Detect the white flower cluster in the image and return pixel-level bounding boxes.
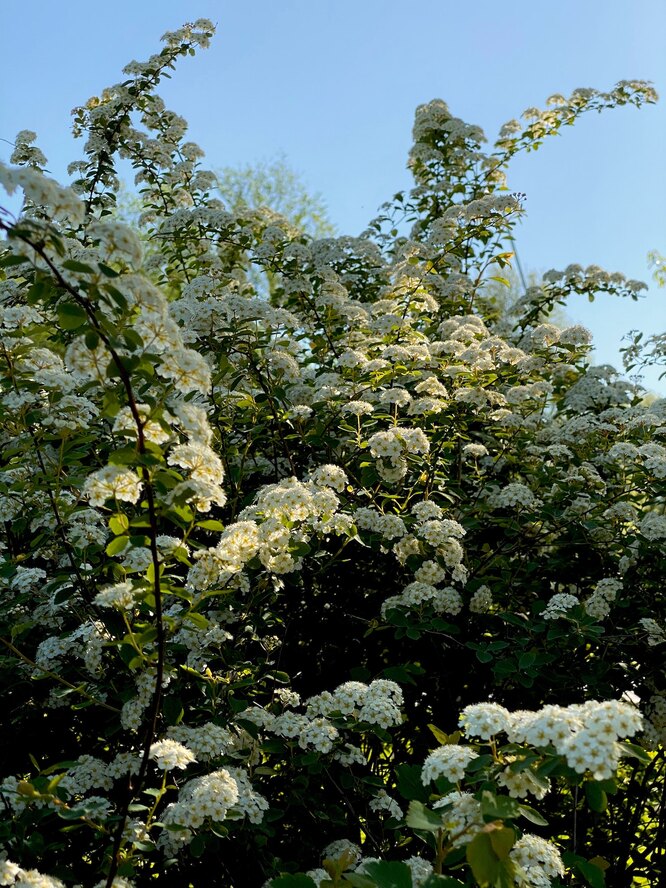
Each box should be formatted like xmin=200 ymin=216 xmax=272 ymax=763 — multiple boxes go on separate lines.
xmin=94 ymin=580 xmax=136 ymax=610
xmin=305 ymin=679 xmax=403 ymax=729
xmin=462 ymin=443 xmax=489 ymax=460
xmin=639 ymin=617 xmax=666 ymax=646
xmin=417 ymin=518 xmax=466 ymax=546
xmin=83 ymin=465 xmax=143 ymax=508
xmin=510 ymin=834 xmax=565 ymax=886
xmin=308 ymin=464 xmax=349 ymax=492
xmin=113 ymin=404 xmax=172 ymax=445
xmin=0 ymin=162 xmax=84 ymax=226
xmin=432 ymin=790 xmax=484 ymax=848
xmin=392 ymin=534 xmax=422 ymax=564
xmin=57 ymin=755 xmax=116 ymax=798
xmin=469 ymin=584 xmax=493 ymax=613
xmin=496 ymin=762 xmax=550 ymax=800
xmin=64 ymin=337 xmax=110 ymax=383
xmin=381 ymin=581 xmax=463 ymax=617
xmin=188 ymin=476 xmax=346 ymax=587
xmin=167 ymin=722 xmax=235 ymax=760
xmin=541 ymin=592 xmax=579 ymax=620
xmin=640 ymin=512 xmax=666 ymax=542
xmin=342 ymin=399 xmax=374 ymax=417
xmin=149 ymin=738 xmax=197 ymax=770
xmin=121 ymin=671 xmax=164 ymax=732
xmin=225 ymin=766 xmax=270 ymax=824
xmin=584 ymin=577 xmax=622 ymax=620
xmin=459 ymin=702 xmax=513 ymax=739
xmin=33 ymin=622 xmax=108 ymax=679
xmin=159 ymin=768 xmax=240 ymax=853
xmin=487 ymin=482 xmax=539 ymax=510
xmin=237 ymin=704 xmax=339 ymax=754
xmin=88 ymin=220 xmax=143 ymax=269
xmin=639 ymin=442 xmax=666 ymax=479
xmin=107 ymin=276 xmax=214 ymax=398
xmin=9 ymin=567 xmax=46 ymax=594
xmin=270 ymin=712 xmax=340 ymax=753
xmin=414 ymin=560 xmax=446 ymax=584
xmin=404 ymin=856 xmax=434 ymax=886
xmin=9 ymin=129 xmax=47 ymax=167
xmin=459 ymin=699 xmax=642 ymax=781
xmin=421 ymin=744 xmax=479 ymax=784
xmin=353 ymin=506 xmax=407 ymax=541
xmin=368 ymin=426 xmax=429 ymax=482
xmin=323 ymin=839 xmax=362 ymax=866
xmin=369 ymin=789 xmax=403 ymax=819
xmin=167 ymin=440 xmax=226 ymax=513
xmin=0 ymin=859 xmax=66 ymax=888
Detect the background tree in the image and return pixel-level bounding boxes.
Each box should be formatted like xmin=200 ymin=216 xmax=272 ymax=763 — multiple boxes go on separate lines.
xmin=215 ymin=154 xmax=335 ymax=239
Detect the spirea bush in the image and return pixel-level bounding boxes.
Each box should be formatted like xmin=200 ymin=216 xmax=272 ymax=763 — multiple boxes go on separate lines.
xmin=0 ymin=20 xmax=664 ymax=888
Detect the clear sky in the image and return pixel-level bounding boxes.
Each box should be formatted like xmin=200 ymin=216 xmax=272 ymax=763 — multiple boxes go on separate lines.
xmin=1 ymin=1 xmax=665 ymax=390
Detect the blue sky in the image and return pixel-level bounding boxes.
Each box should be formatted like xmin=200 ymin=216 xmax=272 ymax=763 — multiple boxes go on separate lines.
xmin=2 ymin=1 xmax=665 ymax=390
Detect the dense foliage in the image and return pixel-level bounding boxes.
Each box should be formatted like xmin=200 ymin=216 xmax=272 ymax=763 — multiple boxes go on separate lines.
xmin=0 ymin=21 xmax=664 ymax=888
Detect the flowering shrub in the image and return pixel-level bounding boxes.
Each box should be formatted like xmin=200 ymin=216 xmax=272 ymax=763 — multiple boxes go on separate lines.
xmin=0 ymin=20 xmax=664 ymax=888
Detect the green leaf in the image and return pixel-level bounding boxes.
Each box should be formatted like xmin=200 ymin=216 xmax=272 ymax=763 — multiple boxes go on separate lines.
xmin=517 ymin=804 xmax=549 ymax=826
xmin=466 ymin=833 xmax=501 ymax=886
xmin=406 ymin=800 xmax=444 ymax=832
xmin=475 ymin=648 xmax=494 ymax=663
xmin=62 ymin=259 xmax=96 ymax=274
xmin=427 ymin=723 xmax=450 ymax=745
xmin=489 ymin=826 xmax=515 ymax=860
xmin=479 ymin=791 xmax=521 ymax=821
xmin=421 ymin=878 xmax=465 ymax=887
xmin=574 ymin=859 xmax=606 ymax=888
xmin=57 ymin=301 xmax=87 ymax=330
xmin=105 ymin=536 xmax=129 ymax=556
xmin=197 ymin=519 xmax=225 ymax=531
xmin=109 ymin=446 xmax=139 ymax=466
xmin=465 ymin=754 xmax=494 ymax=773
xmin=361 ymin=861 xmax=413 ymax=888
xmin=617 ymin=741 xmax=651 ymax=764
xmin=396 ymin=764 xmax=430 ymax=802
xmin=184 ymin=612 xmax=209 ymax=630
xmin=585 ymin=781 xmax=608 ymax=813
xmin=109 ymin=514 xmax=130 ymax=535
xmin=162 ymin=696 xmax=184 ymax=726
xmin=518 ymin=651 xmax=536 ymax=669
xmin=85 ymin=330 xmax=100 ymax=350
xmin=0 ymin=253 xmax=28 ymax=267
xmin=343 ymin=875 xmax=376 ymax=888
xmin=56 ymin=805 xmax=91 ymax=820
xmin=270 ymin=877 xmax=317 ymax=888
xmin=189 ymin=833 xmax=206 ymax=858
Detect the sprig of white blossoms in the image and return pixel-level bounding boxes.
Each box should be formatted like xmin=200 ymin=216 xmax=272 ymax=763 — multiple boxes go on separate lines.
xmin=510 ymin=834 xmax=565 ymax=885
xmin=0 ymin=858 xmax=67 ymax=887
xmin=459 ymin=699 xmax=643 ymax=780
xmin=421 ymin=745 xmax=479 ymax=784
xmin=0 ymin=162 xmax=85 ymax=226
xmin=369 ymin=789 xmax=403 ymax=819
xmin=305 ymin=679 xmax=404 ymax=729
xmin=83 ymin=465 xmax=143 ymax=508
xmin=94 ymin=581 xmax=136 ymax=610
xmin=541 ymin=592 xmax=580 ymax=620
xmin=149 ymin=739 xmax=197 ymax=770
xmin=159 ymin=768 xmax=240 ymax=854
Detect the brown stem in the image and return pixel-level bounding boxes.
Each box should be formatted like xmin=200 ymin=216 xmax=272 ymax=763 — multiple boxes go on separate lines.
xmin=0 ymin=637 xmax=120 ymax=712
